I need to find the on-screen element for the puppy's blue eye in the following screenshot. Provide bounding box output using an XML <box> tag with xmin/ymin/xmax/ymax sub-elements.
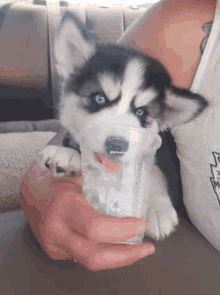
<box><xmin>136</xmin><ymin>108</ymin><xmax>145</xmax><ymax>116</ymax></box>
<box><xmin>95</xmin><ymin>94</ymin><xmax>106</xmax><ymax>104</ymax></box>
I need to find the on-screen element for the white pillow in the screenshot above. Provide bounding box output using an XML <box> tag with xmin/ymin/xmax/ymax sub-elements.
<box><xmin>172</xmin><ymin>11</ymin><xmax>220</xmax><ymax>252</ymax></box>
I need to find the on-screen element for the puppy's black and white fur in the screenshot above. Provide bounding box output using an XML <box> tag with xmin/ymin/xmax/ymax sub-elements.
<box><xmin>38</xmin><ymin>11</ymin><xmax>208</xmax><ymax>240</ymax></box>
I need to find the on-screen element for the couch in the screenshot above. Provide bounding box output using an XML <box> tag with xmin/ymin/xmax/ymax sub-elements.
<box><xmin>0</xmin><ymin>1</ymin><xmax>220</xmax><ymax>294</ymax></box>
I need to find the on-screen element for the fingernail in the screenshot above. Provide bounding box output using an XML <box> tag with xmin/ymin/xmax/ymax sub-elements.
<box><xmin>58</xmin><ymin>248</ymin><xmax>67</xmax><ymax>254</ymax></box>
<box><xmin>51</xmin><ymin>245</ymin><xmax>67</xmax><ymax>254</ymax></box>
<box><xmin>136</xmin><ymin>224</ymin><xmax>146</xmax><ymax>233</ymax></box>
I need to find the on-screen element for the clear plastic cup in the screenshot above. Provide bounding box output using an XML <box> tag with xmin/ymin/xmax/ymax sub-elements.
<box><xmin>76</xmin><ymin>125</ymin><xmax>162</xmax><ymax>244</ymax></box>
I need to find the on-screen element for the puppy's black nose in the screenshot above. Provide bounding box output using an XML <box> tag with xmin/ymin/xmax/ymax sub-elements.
<box><xmin>105</xmin><ymin>136</ymin><xmax>129</xmax><ymax>157</ymax></box>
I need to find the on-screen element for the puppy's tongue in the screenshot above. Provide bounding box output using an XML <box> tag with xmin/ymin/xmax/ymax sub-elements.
<box><xmin>95</xmin><ymin>154</ymin><xmax>121</xmax><ymax>172</ymax></box>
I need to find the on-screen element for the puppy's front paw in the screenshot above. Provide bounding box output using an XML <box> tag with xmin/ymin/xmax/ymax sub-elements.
<box><xmin>145</xmin><ymin>198</ymin><xmax>179</xmax><ymax>241</ymax></box>
<box><xmin>38</xmin><ymin>145</ymin><xmax>81</xmax><ymax>177</ymax></box>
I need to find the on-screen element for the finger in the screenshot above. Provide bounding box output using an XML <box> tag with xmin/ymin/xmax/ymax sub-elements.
<box><xmin>89</xmin><ymin>242</ymin><xmax>156</xmax><ymax>271</ymax></box>
<box><xmin>59</xmin><ymin>231</ymin><xmax>155</xmax><ymax>271</ymax></box>
<box><xmin>52</xmin><ymin>177</ymin><xmax>147</xmax><ymax>241</ymax></box>
<box><xmin>61</xmin><ymin>194</ymin><xmax>147</xmax><ymax>241</ymax></box>
<box><xmin>51</xmin><ymin>174</ymin><xmax>82</xmax><ymax>189</ymax></box>
<box><xmin>88</xmin><ymin>215</ymin><xmax>147</xmax><ymax>242</ymax></box>
<box><xmin>72</xmin><ymin>174</ymin><xmax>82</xmax><ymax>186</ymax></box>
<box><xmin>48</xmin><ymin>215</ymin><xmax>155</xmax><ymax>270</ymax></box>
<box><xmin>45</xmin><ymin>244</ymin><xmax>73</xmax><ymax>260</ymax></box>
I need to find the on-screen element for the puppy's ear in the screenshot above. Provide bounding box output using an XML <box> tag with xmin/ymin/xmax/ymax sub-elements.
<box><xmin>55</xmin><ymin>11</ymin><xmax>96</xmax><ymax>80</ymax></box>
<box><xmin>162</xmin><ymin>87</ymin><xmax>208</xmax><ymax>128</ymax></box>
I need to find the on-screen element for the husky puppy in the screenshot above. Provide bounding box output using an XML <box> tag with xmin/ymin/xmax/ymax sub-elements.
<box><xmin>39</xmin><ymin>11</ymin><xmax>208</xmax><ymax>240</ymax></box>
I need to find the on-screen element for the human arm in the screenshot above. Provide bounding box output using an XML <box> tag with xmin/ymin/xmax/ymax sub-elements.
<box><xmin>118</xmin><ymin>0</ymin><xmax>216</xmax><ymax>89</ymax></box>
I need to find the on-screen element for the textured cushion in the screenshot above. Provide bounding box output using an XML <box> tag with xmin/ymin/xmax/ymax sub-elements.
<box><xmin>0</xmin><ymin>119</ymin><xmax>60</xmax><ymax>133</ymax></box>
<box><xmin>0</xmin><ymin>131</ymin><xmax>56</xmax><ymax>213</ymax></box>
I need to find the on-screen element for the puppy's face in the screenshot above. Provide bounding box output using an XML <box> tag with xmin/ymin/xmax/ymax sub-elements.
<box><xmin>55</xmin><ymin>12</ymin><xmax>208</xmax><ymax>159</ymax></box>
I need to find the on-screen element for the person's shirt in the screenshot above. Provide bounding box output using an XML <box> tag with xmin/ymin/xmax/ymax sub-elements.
<box><xmin>172</xmin><ymin>0</ymin><xmax>220</xmax><ymax>252</ymax></box>
<box><xmin>118</xmin><ymin>0</ymin><xmax>220</xmax><ymax>252</ymax></box>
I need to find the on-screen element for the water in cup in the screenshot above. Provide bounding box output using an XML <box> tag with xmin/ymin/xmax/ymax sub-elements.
<box><xmin>77</xmin><ymin>124</ymin><xmax>162</xmax><ymax>244</ymax></box>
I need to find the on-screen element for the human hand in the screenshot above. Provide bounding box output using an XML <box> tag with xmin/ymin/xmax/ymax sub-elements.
<box><xmin>20</xmin><ymin>163</ymin><xmax>155</xmax><ymax>271</ymax></box>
